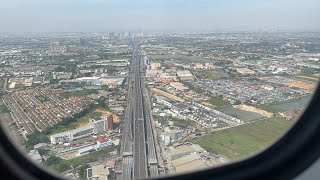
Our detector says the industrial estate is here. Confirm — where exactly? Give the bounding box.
[0,31,319,179]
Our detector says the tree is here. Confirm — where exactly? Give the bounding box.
[78,164,90,180]
[56,162,71,173]
[44,156,62,166]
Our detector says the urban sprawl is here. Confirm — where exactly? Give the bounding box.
[0,31,319,179]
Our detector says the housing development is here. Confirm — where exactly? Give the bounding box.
[0,31,319,179]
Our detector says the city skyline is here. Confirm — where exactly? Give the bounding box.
[0,0,320,32]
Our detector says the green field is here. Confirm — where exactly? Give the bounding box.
[257,95,310,113]
[192,118,294,159]
[203,70,221,79]
[168,116,198,128]
[208,96,230,106]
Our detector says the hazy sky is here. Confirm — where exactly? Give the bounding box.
[0,0,319,32]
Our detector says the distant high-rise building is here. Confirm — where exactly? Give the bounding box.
[144,57,150,66]
[79,38,86,46]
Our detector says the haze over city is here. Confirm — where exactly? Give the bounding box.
[1,0,320,32]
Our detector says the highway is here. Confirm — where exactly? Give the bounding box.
[119,44,159,179]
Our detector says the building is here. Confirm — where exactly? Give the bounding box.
[177,70,194,81]
[90,119,107,134]
[170,82,189,91]
[50,115,113,144]
[78,146,95,155]
[161,133,171,146]
[87,164,109,180]
[96,137,113,149]
[155,96,174,108]
[50,127,94,145]
[170,130,183,142]
[28,150,42,163]
[171,103,190,115]
[34,143,48,149]
[53,72,72,80]
[235,68,256,75]
[50,131,72,145]
[144,57,150,66]
[193,63,205,70]
[150,63,161,70]
[146,69,163,78]
[103,115,113,130]
[172,153,207,173]
[71,127,94,140]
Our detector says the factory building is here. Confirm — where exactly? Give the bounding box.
[50,131,72,145]
[50,127,94,145]
[50,115,114,144]
[71,127,94,140]
[90,119,107,134]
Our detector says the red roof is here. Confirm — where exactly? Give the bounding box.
[97,137,108,143]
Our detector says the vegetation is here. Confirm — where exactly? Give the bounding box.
[44,155,62,166]
[185,82,206,94]
[78,164,90,180]
[168,116,198,128]
[257,104,280,113]
[35,95,48,103]
[67,146,118,168]
[37,148,50,156]
[300,67,319,76]
[44,155,72,173]
[208,96,230,106]
[54,162,71,173]
[192,117,293,159]
[257,95,310,113]
[24,104,95,148]
[42,146,119,174]
[25,133,50,149]
[0,105,10,113]
[24,103,113,149]
[108,169,116,180]
[203,70,221,79]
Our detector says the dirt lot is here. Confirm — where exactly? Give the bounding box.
[288,79,316,90]
[233,105,273,118]
[150,88,185,102]
[95,109,120,124]
[297,76,320,81]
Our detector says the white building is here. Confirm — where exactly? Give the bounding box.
[90,118,107,134]
[50,127,94,145]
[50,131,72,145]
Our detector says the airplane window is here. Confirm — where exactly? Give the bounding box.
[0,0,319,180]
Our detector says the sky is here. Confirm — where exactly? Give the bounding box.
[0,0,320,32]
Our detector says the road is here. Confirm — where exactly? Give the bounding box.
[119,44,159,179]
